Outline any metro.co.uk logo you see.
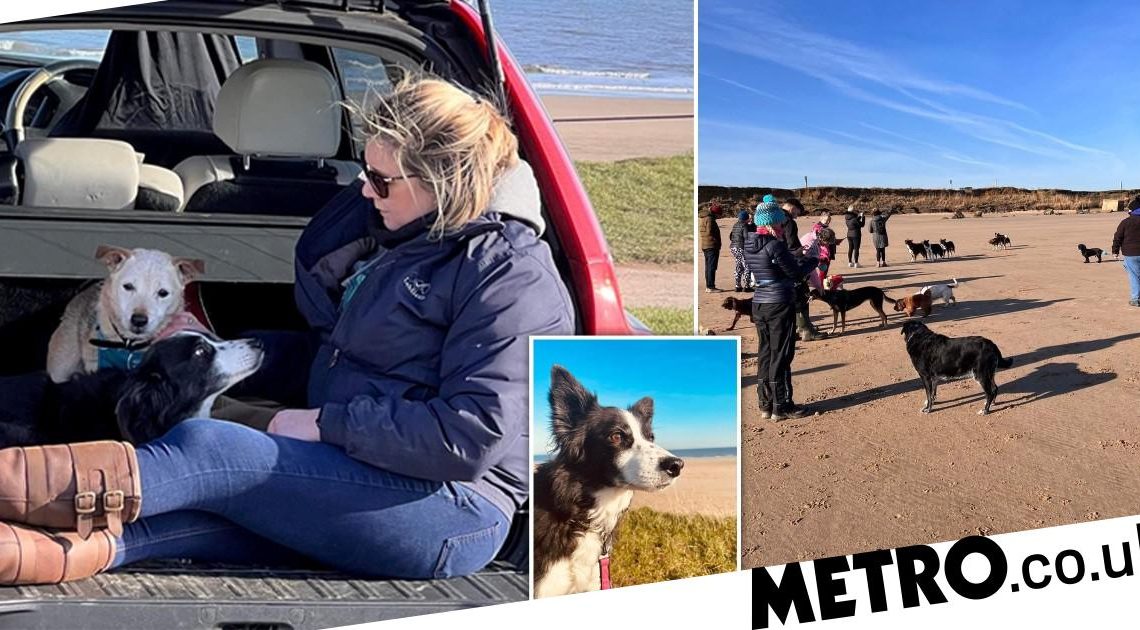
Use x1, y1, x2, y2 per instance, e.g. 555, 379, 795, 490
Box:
753, 523, 1140, 628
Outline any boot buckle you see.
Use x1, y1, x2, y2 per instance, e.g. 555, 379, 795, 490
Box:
74, 492, 97, 515
103, 491, 124, 513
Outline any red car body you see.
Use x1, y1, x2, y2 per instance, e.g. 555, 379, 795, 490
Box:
451, 1, 637, 335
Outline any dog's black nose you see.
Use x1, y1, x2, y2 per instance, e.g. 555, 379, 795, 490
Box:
130, 313, 149, 329
660, 457, 684, 478
248, 338, 264, 350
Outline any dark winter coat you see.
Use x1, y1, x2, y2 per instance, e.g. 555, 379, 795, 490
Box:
1112, 214, 1140, 256
729, 219, 755, 248
869, 213, 892, 248
743, 231, 819, 304
293, 161, 575, 519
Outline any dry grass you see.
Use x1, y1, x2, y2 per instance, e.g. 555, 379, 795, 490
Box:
699, 185, 1139, 215
609, 507, 737, 588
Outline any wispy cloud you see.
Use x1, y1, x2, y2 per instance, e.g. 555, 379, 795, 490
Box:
699, 120, 959, 187
701, 3, 1114, 163
700, 72, 786, 102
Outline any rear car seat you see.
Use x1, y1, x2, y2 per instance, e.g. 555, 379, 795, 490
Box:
174, 59, 361, 216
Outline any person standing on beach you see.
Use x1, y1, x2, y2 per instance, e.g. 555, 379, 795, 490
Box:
869, 208, 893, 267
780, 196, 827, 341
844, 205, 865, 268
701, 203, 724, 293
744, 200, 819, 420
1112, 196, 1140, 306
730, 209, 756, 292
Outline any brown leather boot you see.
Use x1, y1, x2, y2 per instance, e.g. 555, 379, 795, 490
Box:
0, 522, 115, 585
0, 441, 141, 539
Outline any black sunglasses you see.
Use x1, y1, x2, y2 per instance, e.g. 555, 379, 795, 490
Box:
360, 157, 417, 198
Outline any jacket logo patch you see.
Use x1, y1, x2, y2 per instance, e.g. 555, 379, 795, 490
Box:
404, 275, 430, 301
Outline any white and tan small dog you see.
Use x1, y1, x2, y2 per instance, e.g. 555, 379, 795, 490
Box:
46, 245, 206, 383
919, 278, 959, 307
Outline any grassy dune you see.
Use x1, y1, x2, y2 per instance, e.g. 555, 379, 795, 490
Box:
627, 306, 693, 335
699, 185, 1137, 215
577, 154, 694, 264
610, 507, 737, 588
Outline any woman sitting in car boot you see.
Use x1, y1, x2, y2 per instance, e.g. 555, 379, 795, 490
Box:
0, 75, 575, 585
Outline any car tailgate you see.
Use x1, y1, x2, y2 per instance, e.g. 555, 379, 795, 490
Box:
0, 560, 525, 629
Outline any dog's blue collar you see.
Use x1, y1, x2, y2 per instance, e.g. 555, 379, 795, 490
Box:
90, 323, 146, 371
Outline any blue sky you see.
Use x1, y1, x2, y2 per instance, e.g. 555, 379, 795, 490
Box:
699, 0, 1140, 190
532, 338, 738, 455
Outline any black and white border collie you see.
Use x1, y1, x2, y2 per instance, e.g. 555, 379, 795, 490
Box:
0, 330, 264, 448
533, 366, 684, 598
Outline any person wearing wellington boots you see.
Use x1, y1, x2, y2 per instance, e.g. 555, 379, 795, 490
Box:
0, 75, 575, 585
744, 200, 820, 421
777, 196, 827, 341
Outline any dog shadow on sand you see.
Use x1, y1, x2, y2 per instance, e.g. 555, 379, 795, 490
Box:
918, 362, 1116, 413
806, 296, 1074, 339
742, 362, 846, 389
789, 331, 1139, 417
877, 275, 1004, 292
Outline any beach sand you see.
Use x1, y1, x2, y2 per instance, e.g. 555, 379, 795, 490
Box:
541, 95, 693, 162
630, 456, 737, 518
697, 212, 1140, 568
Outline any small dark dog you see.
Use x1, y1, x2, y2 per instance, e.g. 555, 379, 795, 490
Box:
923, 240, 946, 259
901, 320, 1013, 415
940, 239, 956, 256
989, 233, 1012, 250
721, 296, 752, 330
809, 286, 896, 334
904, 239, 929, 261
1077, 244, 1104, 263
0, 331, 264, 448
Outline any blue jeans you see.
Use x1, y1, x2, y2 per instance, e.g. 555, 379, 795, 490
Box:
111, 419, 509, 579
1125, 256, 1140, 301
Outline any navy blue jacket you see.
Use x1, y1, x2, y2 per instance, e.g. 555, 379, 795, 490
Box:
292, 162, 575, 519
729, 219, 755, 248
743, 231, 819, 304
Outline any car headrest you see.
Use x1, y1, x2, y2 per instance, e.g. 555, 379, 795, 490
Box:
16, 138, 139, 210
213, 59, 341, 159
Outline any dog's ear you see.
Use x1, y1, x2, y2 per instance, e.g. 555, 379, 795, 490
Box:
629, 396, 653, 422
95, 245, 132, 270
115, 369, 180, 444
173, 257, 206, 283
548, 366, 598, 462
629, 396, 654, 436
549, 366, 596, 437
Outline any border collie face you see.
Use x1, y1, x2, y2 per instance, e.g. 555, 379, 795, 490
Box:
549, 365, 683, 491
115, 331, 264, 443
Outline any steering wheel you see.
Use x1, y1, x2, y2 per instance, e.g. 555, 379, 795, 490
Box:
3, 58, 100, 151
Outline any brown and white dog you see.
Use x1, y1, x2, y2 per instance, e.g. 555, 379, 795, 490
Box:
46, 246, 207, 383
894, 291, 934, 317
919, 278, 958, 306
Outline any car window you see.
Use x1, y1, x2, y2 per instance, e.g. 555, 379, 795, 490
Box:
332, 47, 396, 155
234, 36, 258, 63
0, 30, 109, 66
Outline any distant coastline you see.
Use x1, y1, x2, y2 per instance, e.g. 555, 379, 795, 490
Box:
534, 446, 735, 463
